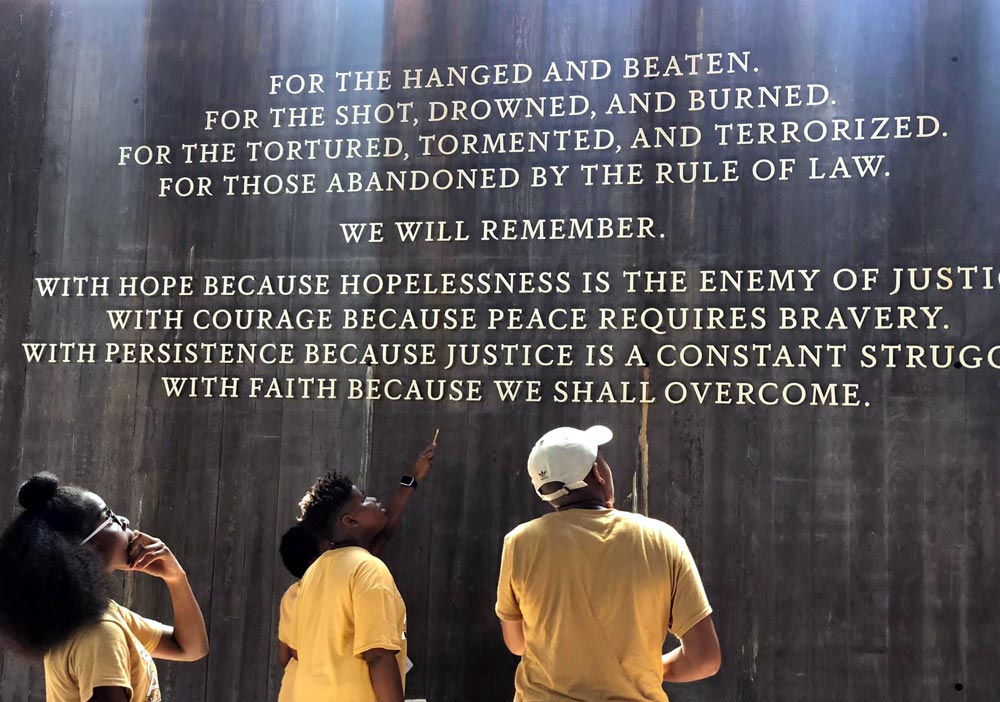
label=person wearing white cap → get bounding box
[495,425,721,702]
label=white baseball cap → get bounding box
[527,425,613,501]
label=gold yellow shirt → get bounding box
[44,600,165,702]
[293,546,407,702]
[278,580,301,702]
[496,509,712,702]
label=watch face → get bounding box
[400,475,416,487]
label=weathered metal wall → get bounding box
[2,1,997,701]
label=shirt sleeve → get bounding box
[278,583,299,648]
[68,621,134,701]
[351,559,403,658]
[667,537,713,638]
[114,602,167,653]
[495,533,522,622]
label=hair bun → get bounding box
[17,472,60,511]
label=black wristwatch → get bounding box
[400,475,418,489]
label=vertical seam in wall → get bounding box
[639,366,650,516]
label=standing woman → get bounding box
[0,472,209,702]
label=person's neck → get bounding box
[555,497,610,512]
[329,535,373,550]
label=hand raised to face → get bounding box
[127,532,184,582]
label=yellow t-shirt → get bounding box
[44,600,166,702]
[277,581,301,702]
[293,546,407,702]
[496,509,712,702]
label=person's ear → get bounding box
[340,512,359,529]
[590,462,606,485]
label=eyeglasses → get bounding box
[80,506,127,545]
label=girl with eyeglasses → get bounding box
[0,472,209,702]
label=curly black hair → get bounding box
[298,472,355,539]
[279,523,321,579]
[0,473,111,657]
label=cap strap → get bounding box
[538,480,589,502]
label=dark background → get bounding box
[2,1,998,701]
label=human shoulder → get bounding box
[503,513,555,542]
[106,600,166,651]
[48,606,135,699]
[58,614,129,670]
[59,602,122,647]
[352,548,391,573]
[609,510,689,546]
[105,599,133,621]
[340,548,396,590]
[67,617,127,650]
[279,580,301,611]
[305,545,377,576]
[299,549,392,601]
[281,580,301,601]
